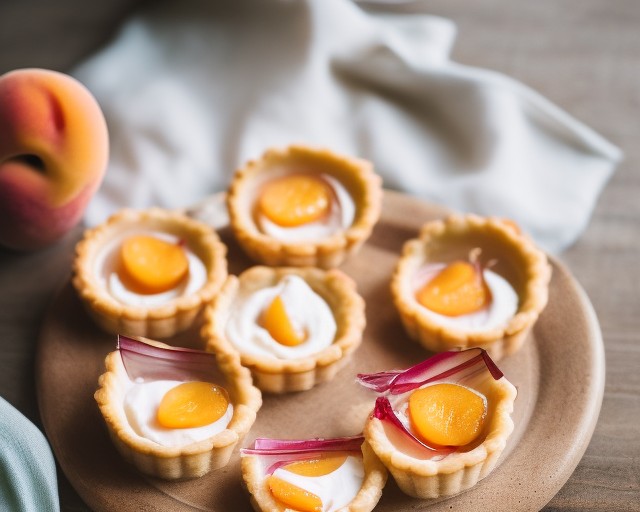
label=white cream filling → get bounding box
[257,174,355,241]
[272,456,364,512]
[94,231,208,308]
[123,379,233,448]
[413,263,518,332]
[225,275,337,359]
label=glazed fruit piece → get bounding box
[95,335,261,479]
[156,381,230,429]
[408,382,487,447]
[0,68,108,251]
[119,235,189,294]
[73,208,227,338]
[227,145,383,268]
[261,295,306,347]
[391,214,551,360]
[241,436,387,512]
[258,174,332,228]
[202,266,365,393]
[415,253,491,317]
[357,349,516,499]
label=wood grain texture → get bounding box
[0,0,638,511]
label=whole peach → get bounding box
[0,68,109,251]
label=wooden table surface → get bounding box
[1,1,638,511]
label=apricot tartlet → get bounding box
[227,145,382,268]
[202,266,365,393]
[73,208,228,338]
[95,335,261,479]
[357,348,517,498]
[241,435,387,512]
[391,215,551,360]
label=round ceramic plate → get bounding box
[36,191,604,511]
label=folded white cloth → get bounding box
[75,0,621,253]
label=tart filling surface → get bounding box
[123,379,233,447]
[225,274,337,359]
[412,260,518,333]
[96,231,208,308]
[256,173,356,242]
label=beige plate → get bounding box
[36,191,604,511]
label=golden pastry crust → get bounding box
[364,374,517,499]
[72,208,228,338]
[391,214,551,360]
[202,266,366,393]
[241,441,388,512]
[94,338,262,480]
[227,145,383,269]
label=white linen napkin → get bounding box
[74,0,621,253]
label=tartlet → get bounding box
[391,214,551,360]
[227,145,382,268]
[358,349,517,499]
[202,266,366,393]
[241,436,387,512]
[73,208,227,338]
[95,335,262,480]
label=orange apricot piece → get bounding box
[268,475,323,512]
[262,295,305,346]
[416,260,490,316]
[258,174,331,227]
[283,455,347,477]
[156,382,229,429]
[408,383,486,447]
[119,235,189,294]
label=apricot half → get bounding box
[416,261,491,316]
[262,295,305,346]
[283,455,347,476]
[156,382,229,429]
[119,235,189,294]
[268,475,322,512]
[258,174,331,227]
[408,383,486,447]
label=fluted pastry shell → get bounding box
[73,208,228,338]
[227,145,382,269]
[94,339,262,480]
[391,215,551,360]
[364,372,517,499]
[241,441,388,512]
[202,266,366,393]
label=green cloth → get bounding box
[0,397,59,512]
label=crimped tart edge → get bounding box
[72,208,228,337]
[240,440,388,512]
[363,375,517,499]
[94,342,262,480]
[390,214,552,358]
[202,265,366,393]
[226,145,383,268]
